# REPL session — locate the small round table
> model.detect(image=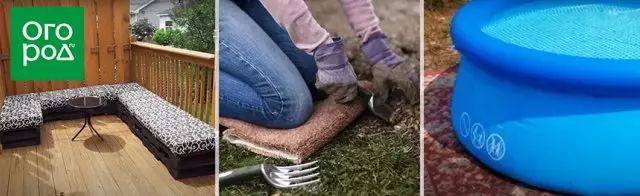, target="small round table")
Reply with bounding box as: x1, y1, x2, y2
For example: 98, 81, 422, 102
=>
68, 96, 105, 141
